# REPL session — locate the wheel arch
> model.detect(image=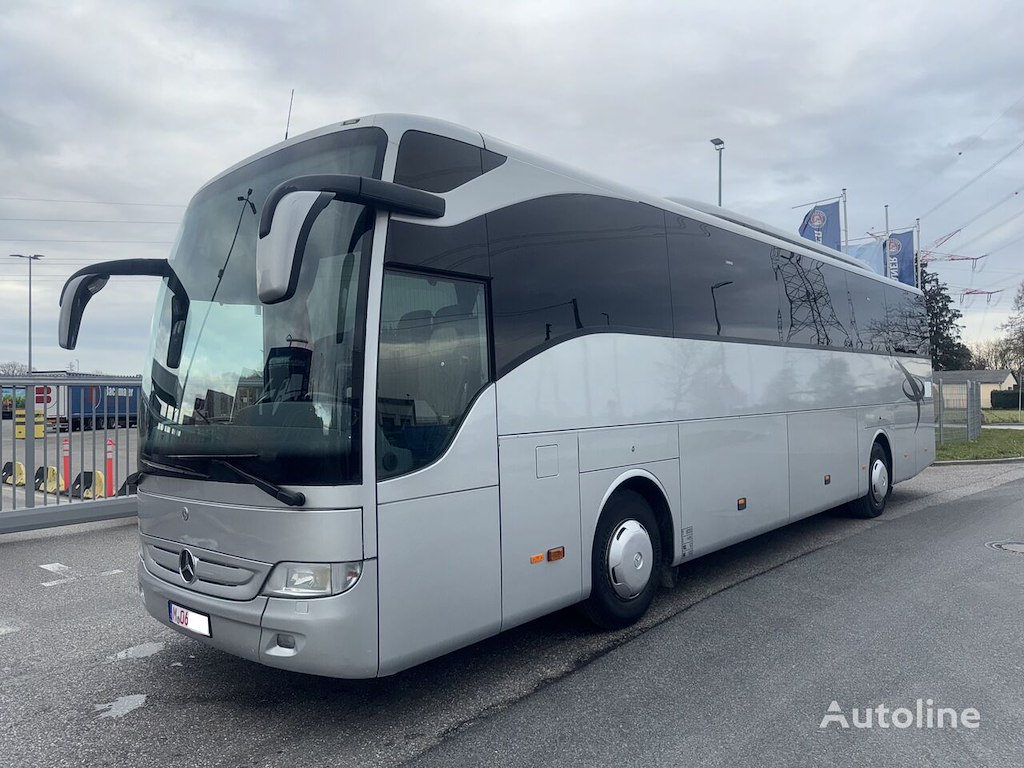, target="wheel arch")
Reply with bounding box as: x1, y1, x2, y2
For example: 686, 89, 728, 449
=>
870, 428, 893, 476
596, 469, 676, 568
